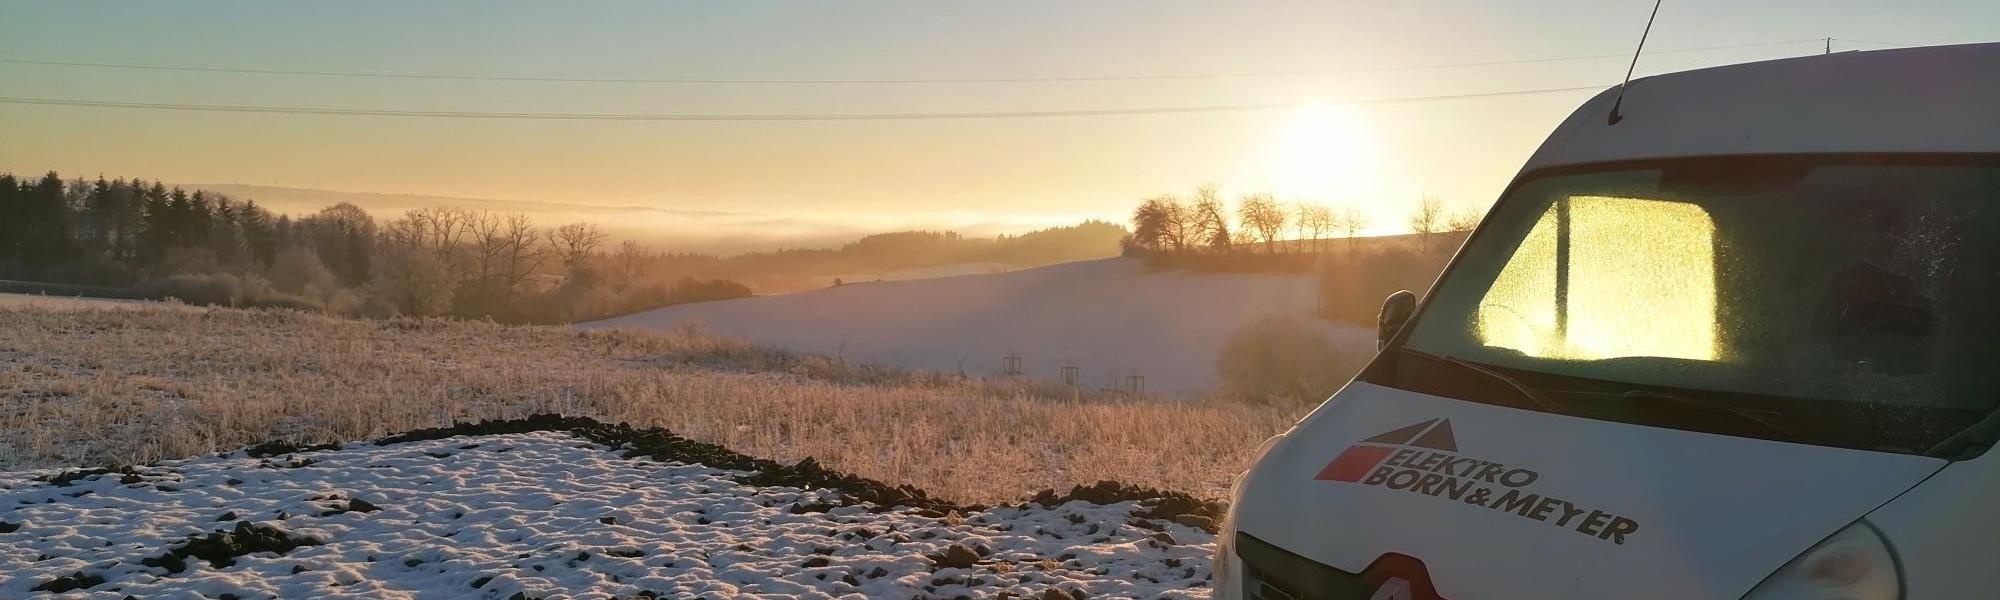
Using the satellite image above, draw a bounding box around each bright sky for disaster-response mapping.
[2,1,1995,242]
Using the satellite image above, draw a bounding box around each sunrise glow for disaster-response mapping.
[1267,105,1382,205]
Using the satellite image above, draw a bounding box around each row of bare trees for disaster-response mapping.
[1407,195,1485,251]
[1128,186,1483,256]
[370,207,613,317]
[284,204,744,322]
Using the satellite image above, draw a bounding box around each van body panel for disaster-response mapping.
[1224,42,2000,599]
[1230,382,1943,599]
[1524,43,2000,174]
[1857,460,2000,598]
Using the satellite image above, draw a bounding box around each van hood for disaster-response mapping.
[1231,382,1945,599]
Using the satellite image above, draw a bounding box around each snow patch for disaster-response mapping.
[1,431,1214,598]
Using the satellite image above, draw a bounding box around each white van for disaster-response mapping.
[1216,42,2000,600]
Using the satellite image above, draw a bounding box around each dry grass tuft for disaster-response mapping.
[0,303,1307,501]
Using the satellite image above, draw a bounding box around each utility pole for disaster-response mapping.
[1826,37,1832,55]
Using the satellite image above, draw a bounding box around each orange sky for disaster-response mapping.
[3,1,1994,249]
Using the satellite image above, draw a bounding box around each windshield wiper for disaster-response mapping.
[1401,348,1569,415]
[1925,412,2000,459]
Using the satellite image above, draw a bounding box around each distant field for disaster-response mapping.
[0,302,1303,502]
[0,293,189,312]
[812,261,1019,287]
[585,257,1373,396]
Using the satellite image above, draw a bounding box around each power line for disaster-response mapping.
[0,39,1819,85]
[0,84,1609,121]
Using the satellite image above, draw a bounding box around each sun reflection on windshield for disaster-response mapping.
[1476,195,1718,361]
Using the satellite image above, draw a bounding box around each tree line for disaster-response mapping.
[0,172,749,322]
[1122,186,1481,257]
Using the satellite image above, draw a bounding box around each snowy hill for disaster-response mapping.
[0,417,1218,599]
[581,258,1370,396]
[811,261,1020,288]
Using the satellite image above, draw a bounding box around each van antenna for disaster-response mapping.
[1606,0,1664,125]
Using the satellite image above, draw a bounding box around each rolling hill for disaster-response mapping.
[581,258,1371,396]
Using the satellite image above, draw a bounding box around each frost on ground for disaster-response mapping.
[0,419,1218,599]
[582,257,1368,396]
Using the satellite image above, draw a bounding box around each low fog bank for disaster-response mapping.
[189,184,1107,256]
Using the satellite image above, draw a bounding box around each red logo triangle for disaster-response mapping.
[1409,419,1456,451]
[1359,419,1437,445]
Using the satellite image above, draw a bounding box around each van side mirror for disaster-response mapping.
[1378,290,1418,350]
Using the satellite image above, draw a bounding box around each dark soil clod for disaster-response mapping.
[930,543,982,569]
[32,571,105,593]
[142,522,323,573]
[38,466,137,487]
[244,439,341,458]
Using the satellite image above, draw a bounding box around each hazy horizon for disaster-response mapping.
[168,181,1115,255]
[5,1,1997,252]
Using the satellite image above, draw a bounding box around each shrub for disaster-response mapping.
[1215,314,1365,405]
[267,247,339,303]
[357,291,401,319]
[1316,245,1451,327]
[663,277,753,305]
[140,272,326,310]
[141,273,244,306]
[370,246,454,316]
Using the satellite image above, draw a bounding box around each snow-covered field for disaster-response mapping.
[0,419,1218,599]
[583,258,1369,396]
[812,262,1019,288]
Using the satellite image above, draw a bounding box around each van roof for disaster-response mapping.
[1522,42,2000,173]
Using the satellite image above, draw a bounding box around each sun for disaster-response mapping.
[1267,104,1380,204]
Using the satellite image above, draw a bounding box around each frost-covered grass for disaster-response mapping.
[0,292,195,312]
[0,430,1215,599]
[0,304,1306,502]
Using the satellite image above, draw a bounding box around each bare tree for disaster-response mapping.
[465,210,505,284]
[1341,204,1370,253]
[1409,195,1445,251]
[1291,202,1313,251]
[312,203,376,237]
[1237,194,1287,253]
[497,214,548,303]
[547,222,607,275]
[1446,204,1485,232]
[377,212,427,253]
[1130,196,1179,253]
[1190,186,1232,253]
[458,213,546,304]
[371,229,455,316]
[301,203,378,285]
[611,239,648,291]
[414,207,470,270]
[1161,195,1196,253]
[1298,203,1337,253]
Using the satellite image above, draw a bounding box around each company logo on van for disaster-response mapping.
[1316,418,1641,545]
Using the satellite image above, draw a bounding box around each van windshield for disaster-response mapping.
[1380,155,2000,458]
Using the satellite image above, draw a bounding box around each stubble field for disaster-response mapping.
[0,300,1309,503]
